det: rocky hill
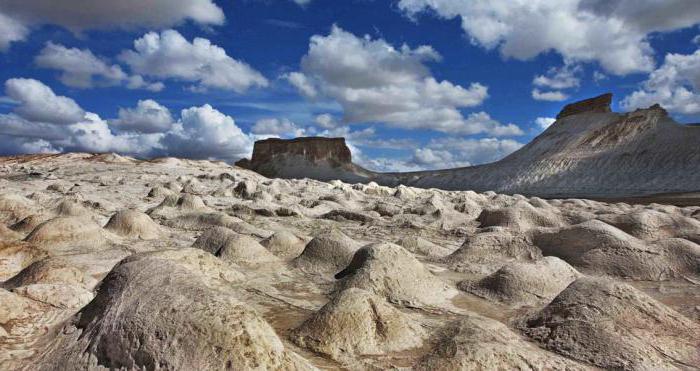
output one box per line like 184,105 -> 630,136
242,94 -> 700,198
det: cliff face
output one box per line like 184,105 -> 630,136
236,137 -> 370,182
248,137 -> 352,167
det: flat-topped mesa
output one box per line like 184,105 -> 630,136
245,137 -> 352,167
556,93 -> 613,119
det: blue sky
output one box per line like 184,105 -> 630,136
1,0 -> 700,171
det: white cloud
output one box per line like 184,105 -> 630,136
62,113 -> 164,155
419,137 -> 524,167
0,78 -> 254,162
251,118 -> 306,137
119,30 -> 268,93
398,0 -> 700,75
411,148 -> 470,169
462,111 -> 524,136
161,104 -> 253,162
35,42 -> 163,91
111,100 -> 174,134
361,136 -> 525,172
532,89 -> 569,102
314,113 -> 339,129
535,117 -> 556,130
0,11 -> 29,51
622,49 -> 700,114
284,72 -> 318,99
5,78 -> 85,124
533,65 -> 581,90
320,126 -> 376,142
288,26 -> 520,136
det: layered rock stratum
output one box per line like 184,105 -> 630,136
0,153 -> 699,369
240,94 -> 700,198
237,137 -> 373,183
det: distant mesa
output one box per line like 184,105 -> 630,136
236,137 -> 372,183
237,137 -> 352,169
238,94 -> 700,198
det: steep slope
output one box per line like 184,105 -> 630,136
384,94 -> 700,197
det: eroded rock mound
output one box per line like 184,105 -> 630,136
24,216 -> 106,251
446,228 -> 541,274
3,257 -> 96,289
260,230 -> 307,259
598,209 -> 700,243
522,276 -> 700,369
104,210 -> 161,240
0,194 -> 35,224
335,242 -> 458,309
459,257 -> 581,307
291,288 -> 425,362
192,226 -> 279,266
293,229 -> 363,275
34,252 -> 309,370
477,200 -> 565,231
533,220 -> 700,280
416,313 -> 588,370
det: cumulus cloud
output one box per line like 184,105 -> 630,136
287,26 -> 520,136
251,118 -> 306,138
398,0 -> 700,75
119,30 -> 268,93
314,113 -> 339,129
161,105 -> 253,162
35,42 -> 163,91
0,78 -> 253,162
533,65 -> 581,90
284,72 -> 318,99
110,100 -> 174,134
532,89 -> 569,102
531,64 -> 580,102
621,49 -> 700,114
5,78 -> 85,124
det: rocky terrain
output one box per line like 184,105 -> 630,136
239,94 -> 700,198
1,153 -> 699,370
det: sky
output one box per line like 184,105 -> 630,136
1,0 -> 700,171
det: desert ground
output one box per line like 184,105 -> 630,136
1,153 -> 699,370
